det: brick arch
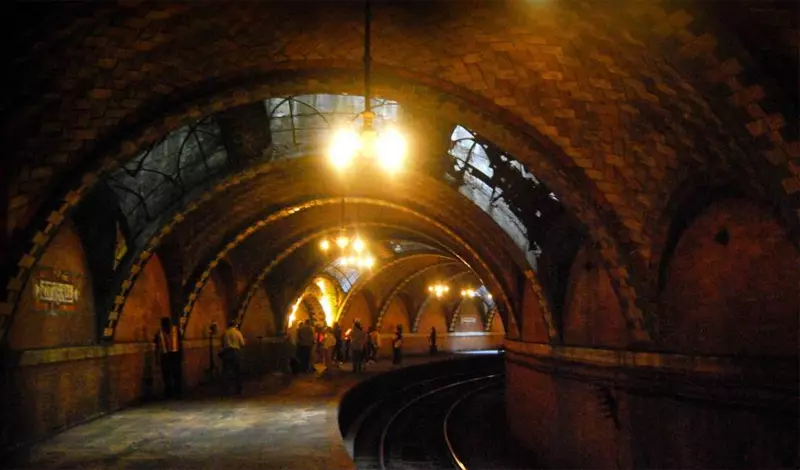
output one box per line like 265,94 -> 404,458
0,71 -> 646,344
96,159 -> 542,342
213,258 -> 238,322
445,272 -> 483,332
450,298 -> 487,334
2,77 -> 646,347
412,271 -> 473,333
174,198 -> 522,341
299,293 -> 326,328
236,223 -> 441,328
375,262 -> 462,331
379,296 -> 413,336
336,253 -> 458,327
6,1 -> 797,347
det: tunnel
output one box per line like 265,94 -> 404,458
0,1 -> 798,469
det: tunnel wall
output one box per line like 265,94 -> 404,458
376,332 -> 503,357
0,229 -> 283,454
505,200 -> 799,469
379,297 -> 411,334
561,245 -> 628,348
453,300 -> 485,333
657,200 -> 799,355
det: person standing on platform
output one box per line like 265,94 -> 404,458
296,320 -> 315,373
322,327 -> 336,373
368,326 -> 381,362
350,321 -> 366,373
392,325 -> 404,365
154,317 -> 182,399
332,322 -> 343,363
429,327 -> 438,356
221,320 -> 245,395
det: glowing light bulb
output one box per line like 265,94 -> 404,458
376,127 -> 407,173
487,293 -> 493,300
365,256 -> 375,269
336,236 -> 349,249
353,238 -> 365,253
329,128 -> 360,169
428,286 -> 434,292
319,239 -> 330,251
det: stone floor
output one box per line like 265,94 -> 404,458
9,357 -> 445,470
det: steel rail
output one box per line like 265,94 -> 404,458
378,374 -> 501,470
443,381 -> 503,470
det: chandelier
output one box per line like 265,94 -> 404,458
319,232 -> 376,269
428,283 -> 450,298
460,287 -> 478,298
327,0 -> 408,173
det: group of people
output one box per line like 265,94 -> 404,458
152,315 -> 434,399
287,319 -> 405,374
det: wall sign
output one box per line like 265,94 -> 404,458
461,316 -> 477,324
33,266 -> 81,312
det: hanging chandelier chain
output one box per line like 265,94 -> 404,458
363,0 -> 372,114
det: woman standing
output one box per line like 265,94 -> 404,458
392,325 -> 403,365
429,327 -> 438,356
322,327 -> 336,372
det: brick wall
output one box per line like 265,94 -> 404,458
184,274 -> 227,341
658,200 -> 799,355
506,361 -> 618,469
376,333 -> 503,358
338,292 -> 374,331
8,220 -> 95,350
240,286 -> 277,339
452,300 -> 485,333
520,284 -> 548,343
115,254 -> 169,343
379,297 -> 411,334
505,350 -> 798,469
561,245 -> 628,348
416,299 -> 448,334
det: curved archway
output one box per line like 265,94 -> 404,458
174,197 -> 522,342
412,271 -> 474,333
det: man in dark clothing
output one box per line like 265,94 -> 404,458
154,317 -> 182,398
332,322 -> 343,363
350,321 -> 366,373
296,320 -> 315,372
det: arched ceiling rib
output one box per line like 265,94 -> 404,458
3,1 -> 797,346
374,261 -> 465,330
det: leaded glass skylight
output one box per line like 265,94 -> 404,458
265,94 -> 402,155
448,125 -> 542,269
104,116 -> 229,245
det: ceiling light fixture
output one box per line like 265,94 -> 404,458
327,0 -> 408,173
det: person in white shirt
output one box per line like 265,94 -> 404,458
322,327 -> 337,372
221,320 -> 245,394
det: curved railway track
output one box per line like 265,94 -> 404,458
347,372 -> 503,470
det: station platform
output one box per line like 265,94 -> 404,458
7,355 -> 472,470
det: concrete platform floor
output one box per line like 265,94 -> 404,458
8,356 -> 452,470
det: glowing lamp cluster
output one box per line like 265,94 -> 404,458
328,118 -> 408,173
428,283 -> 450,298
319,234 -> 376,270
460,288 -> 478,298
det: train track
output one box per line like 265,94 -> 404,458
348,372 -> 503,470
